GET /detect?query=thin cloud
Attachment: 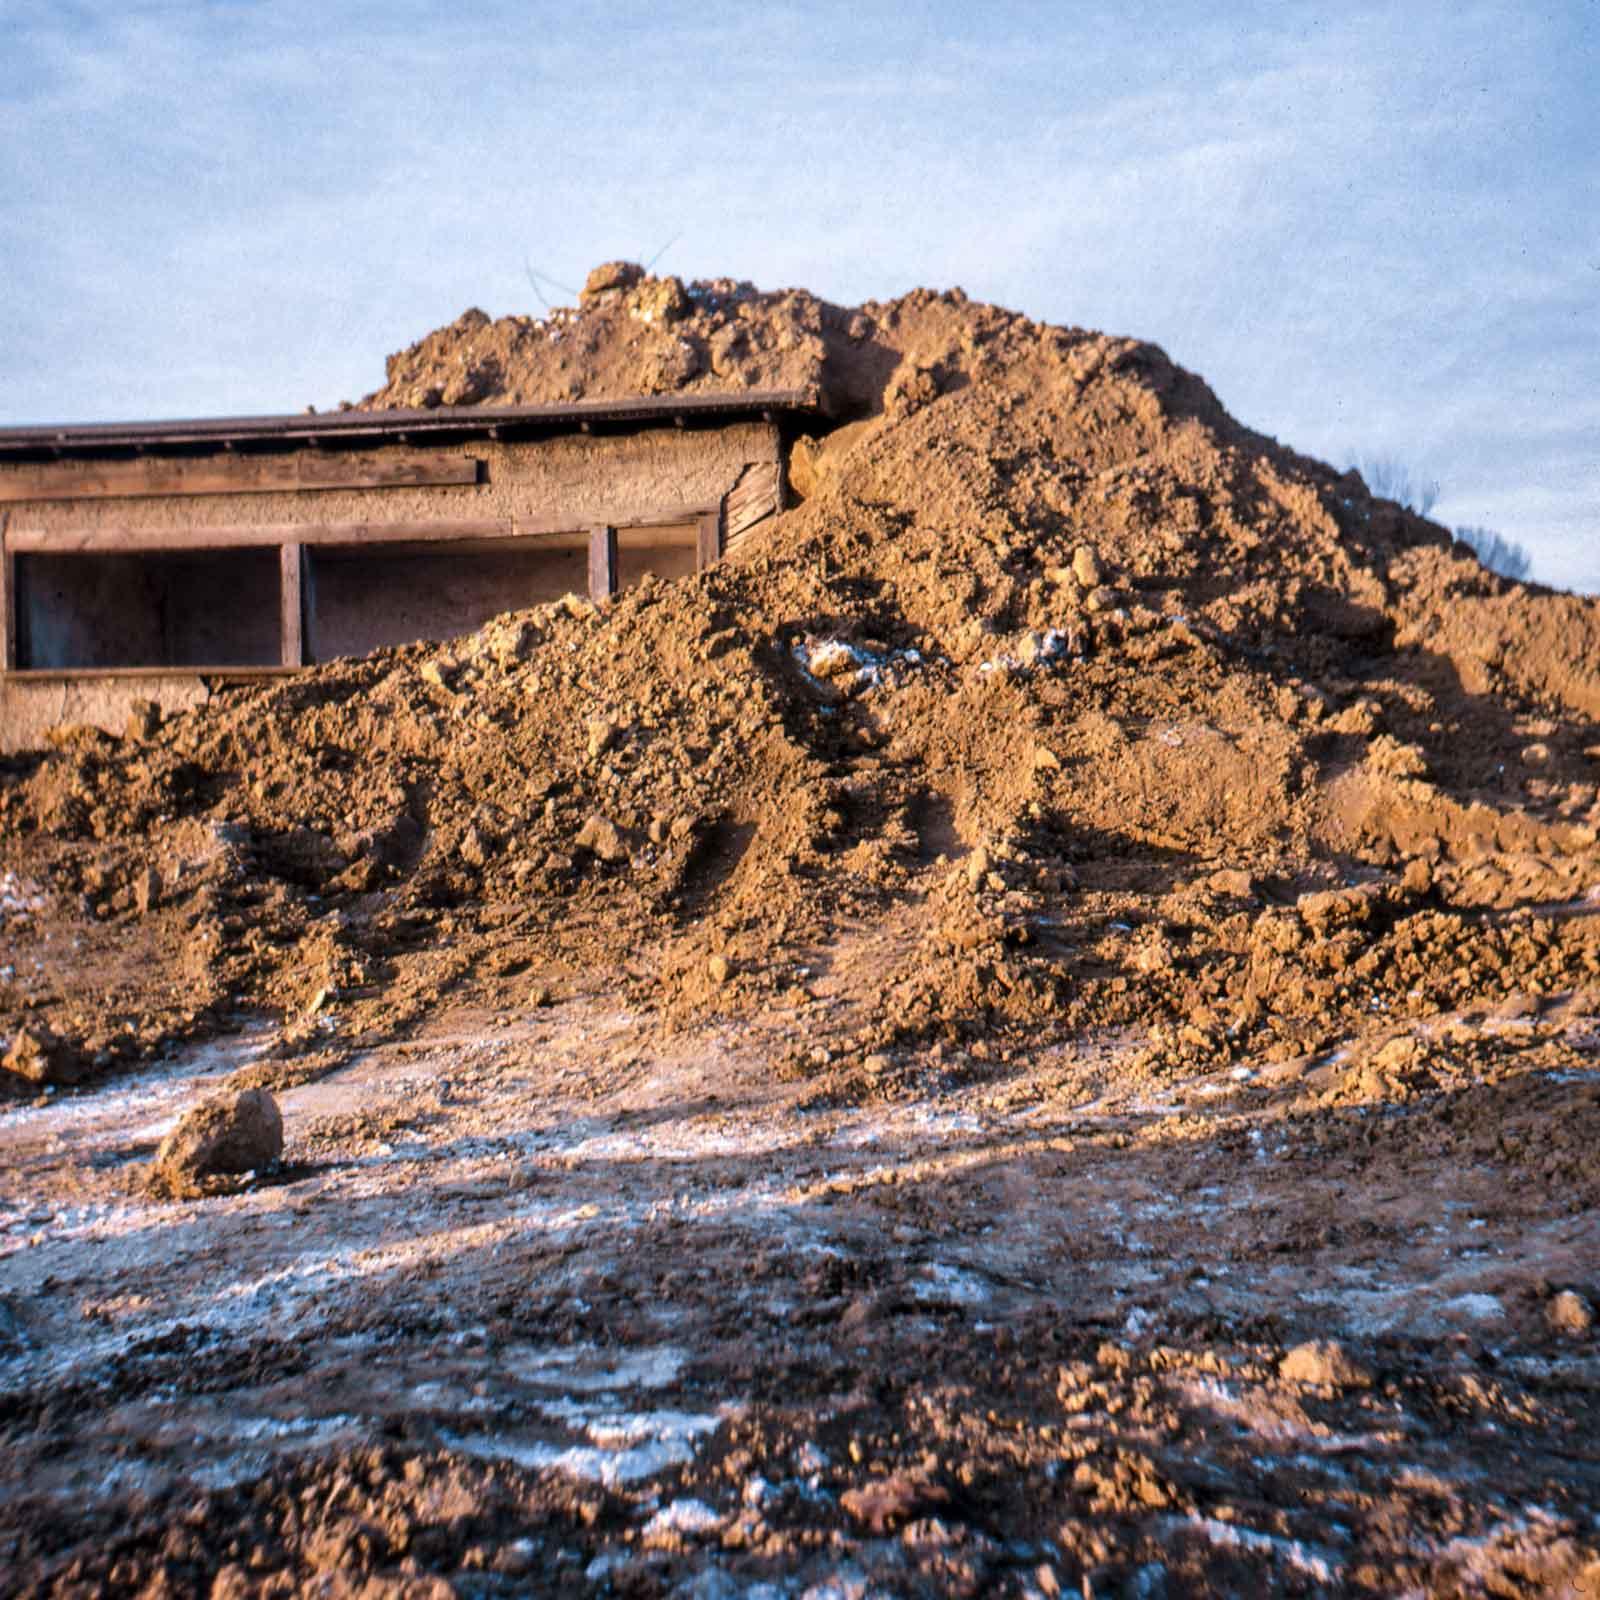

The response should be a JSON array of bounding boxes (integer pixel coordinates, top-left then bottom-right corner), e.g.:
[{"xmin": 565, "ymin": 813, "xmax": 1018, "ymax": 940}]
[{"xmin": 1, "ymin": 1, "xmax": 1593, "ymax": 588}]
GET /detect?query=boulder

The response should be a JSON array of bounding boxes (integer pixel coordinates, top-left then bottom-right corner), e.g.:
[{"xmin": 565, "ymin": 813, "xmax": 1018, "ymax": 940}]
[
  {"xmin": 581, "ymin": 261, "xmax": 644, "ymax": 300},
  {"xmin": 151, "ymin": 1089, "xmax": 283, "ymax": 1195}
]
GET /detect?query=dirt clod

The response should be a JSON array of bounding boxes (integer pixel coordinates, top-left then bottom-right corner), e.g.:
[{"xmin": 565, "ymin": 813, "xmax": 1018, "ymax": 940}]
[
  {"xmin": 149, "ymin": 1088, "xmax": 284, "ymax": 1197},
  {"xmin": 2, "ymin": 1024, "xmax": 88, "ymax": 1089}
]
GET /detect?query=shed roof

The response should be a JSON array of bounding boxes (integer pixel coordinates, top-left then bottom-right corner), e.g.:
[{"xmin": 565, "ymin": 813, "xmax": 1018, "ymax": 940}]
[{"xmin": 0, "ymin": 390, "xmax": 820, "ymax": 461}]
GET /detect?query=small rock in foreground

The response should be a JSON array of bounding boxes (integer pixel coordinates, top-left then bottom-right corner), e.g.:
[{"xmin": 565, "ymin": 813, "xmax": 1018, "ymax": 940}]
[
  {"xmin": 149, "ymin": 1089, "xmax": 284, "ymax": 1198},
  {"xmin": 575, "ymin": 813, "xmax": 628, "ymax": 864}
]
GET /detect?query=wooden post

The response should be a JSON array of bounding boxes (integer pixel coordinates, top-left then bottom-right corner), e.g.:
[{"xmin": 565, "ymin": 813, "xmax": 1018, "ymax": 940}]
[
  {"xmin": 0, "ymin": 513, "xmax": 14, "ymax": 671},
  {"xmin": 697, "ymin": 508, "xmax": 723, "ymax": 570},
  {"xmin": 587, "ymin": 524, "xmax": 617, "ymax": 602},
  {"xmin": 280, "ymin": 542, "xmax": 304, "ymax": 667}
]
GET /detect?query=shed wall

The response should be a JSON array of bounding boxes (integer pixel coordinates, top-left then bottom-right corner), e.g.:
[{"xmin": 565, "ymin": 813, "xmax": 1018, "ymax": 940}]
[
  {"xmin": 0, "ymin": 423, "xmax": 777, "ymax": 539},
  {"xmin": 0, "ymin": 420, "xmax": 782, "ymax": 752}
]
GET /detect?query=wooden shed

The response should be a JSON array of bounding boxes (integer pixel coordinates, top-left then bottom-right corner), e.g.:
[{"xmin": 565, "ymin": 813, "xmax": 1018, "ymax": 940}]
[{"xmin": 0, "ymin": 390, "xmax": 812, "ymax": 751}]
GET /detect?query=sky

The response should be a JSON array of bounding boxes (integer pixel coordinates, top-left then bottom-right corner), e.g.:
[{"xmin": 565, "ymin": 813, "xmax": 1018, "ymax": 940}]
[{"xmin": 2, "ymin": 0, "xmax": 1595, "ymax": 590}]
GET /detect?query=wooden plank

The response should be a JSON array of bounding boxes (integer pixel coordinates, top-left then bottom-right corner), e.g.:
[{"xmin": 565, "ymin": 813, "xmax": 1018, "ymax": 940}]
[
  {"xmin": 0, "ymin": 513, "xmax": 14, "ymax": 671},
  {"xmin": 697, "ymin": 510, "xmax": 723, "ymax": 569},
  {"xmin": 0, "ymin": 453, "xmax": 482, "ymax": 505},
  {"xmin": 280, "ymin": 543, "xmax": 304, "ymax": 667},
  {"xmin": 725, "ymin": 461, "xmax": 781, "ymax": 540},
  {"xmin": 6, "ymin": 505, "xmax": 722, "ymax": 555},
  {"xmin": 588, "ymin": 525, "xmax": 618, "ymax": 602}
]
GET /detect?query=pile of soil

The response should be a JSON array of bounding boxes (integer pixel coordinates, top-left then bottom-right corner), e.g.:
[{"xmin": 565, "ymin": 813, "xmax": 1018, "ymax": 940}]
[
  {"xmin": 4, "ymin": 263, "xmax": 1600, "ymax": 1589},
  {"xmin": 3, "ymin": 264, "xmax": 1597, "ymax": 1105}
]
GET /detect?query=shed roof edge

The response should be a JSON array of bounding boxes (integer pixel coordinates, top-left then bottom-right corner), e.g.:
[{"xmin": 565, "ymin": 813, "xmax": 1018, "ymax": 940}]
[{"xmin": 0, "ymin": 390, "xmax": 821, "ymax": 458}]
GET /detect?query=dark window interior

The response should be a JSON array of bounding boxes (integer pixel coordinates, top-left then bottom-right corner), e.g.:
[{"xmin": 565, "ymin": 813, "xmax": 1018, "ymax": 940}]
[{"xmin": 15, "ymin": 549, "xmax": 280, "ymax": 670}]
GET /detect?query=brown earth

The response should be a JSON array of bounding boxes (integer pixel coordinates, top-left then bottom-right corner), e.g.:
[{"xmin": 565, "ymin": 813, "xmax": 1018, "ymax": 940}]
[{"xmin": 1, "ymin": 267, "xmax": 1598, "ymax": 1594}]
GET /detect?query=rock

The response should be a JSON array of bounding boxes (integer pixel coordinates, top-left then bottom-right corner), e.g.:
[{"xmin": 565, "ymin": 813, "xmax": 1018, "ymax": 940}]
[
  {"xmin": 458, "ymin": 825, "xmax": 494, "ymax": 870},
  {"xmin": 808, "ymin": 641, "xmax": 858, "ymax": 680},
  {"xmin": 581, "ymin": 260, "xmax": 644, "ymax": 299},
  {"xmin": 1032, "ymin": 744, "xmax": 1062, "ymax": 772},
  {"xmin": 1548, "ymin": 1289, "xmax": 1594, "ymax": 1336},
  {"xmin": 1296, "ymin": 885, "xmax": 1377, "ymax": 935},
  {"xmin": 1085, "ymin": 585, "xmax": 1119, "ymax": 613},
  {"xmin": 575, "ymin": 814, "xmax": 627, "ymax": 864},
  {"xmin": 152, "ymin": 1089, "xmax": 283, "ymax": 1194},
  {"xmin": 1521, "ymin": 742, "xmax": 1552, "ymax": 767},
  {"xmin": 1072, "ymin": 543, "xmax": 1102, "ymax": 588},
  {"xmin": 1279, "ymin": 1339, "xmax": 1372, "ymax": 1389},
  {"xmin": 966, "ymin": 846, "xmax": 991, "ymax": 890},
  {"xmin": 628, "ymin": 274, "xmax": 689, "ymax": 324},
  {"xmin": 707, "ymin": 954, "xmax": 732, "ymax": 985},
  {"xmin": 419, "ymin": 659, "xmax": 455, "ymax": 692},
  {"xmin": 488, "ymin": 620, "xmax": 539, "ymax": 668},
  {"xmin": 787, "ymin": 435, "xmax": 827, "ymax": 501},
  {"xmin": 1208, "ymin": 868, "xmax": 1256, "ymax": 899},
  {"xmin": 134, "ymin": 865, "xmax": 162, "ymax": 917},
  {"xmin": 3, "ymin": 1025, "xmax": 90, "ymax": 1087},
  {"xmin": 586, "ymin": 717, "xmax": 619, "ymax": 758}
]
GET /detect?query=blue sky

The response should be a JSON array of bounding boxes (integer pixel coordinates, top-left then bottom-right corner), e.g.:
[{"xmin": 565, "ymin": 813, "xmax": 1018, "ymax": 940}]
[{"xmin": 3, "ymin": 1, "xmax": 1595, "ymax": 589}]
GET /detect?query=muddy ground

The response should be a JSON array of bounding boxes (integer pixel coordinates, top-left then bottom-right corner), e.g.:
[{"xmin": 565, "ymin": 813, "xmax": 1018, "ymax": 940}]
[
  {"xmin": 2, "ymin": 935, "xmax": 1599, "ymax": 1596},
  {"xmin": 3, "ymin": 268, "xmax": 1600, "ymax": 1593}
]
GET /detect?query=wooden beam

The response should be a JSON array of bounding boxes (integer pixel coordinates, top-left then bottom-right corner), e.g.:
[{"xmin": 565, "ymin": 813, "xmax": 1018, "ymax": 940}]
[
  {"xmin": 697, "ymin": 509, "xmax": 723, "ymax": 569},
  {"xmin": 0, "ymin": 452, "xmax": 482, "ymax": 505},
  {"xmin": 6, "ymin": 517, "xmax": 512, "ymax": 553},
  {"xmin": 0, "ymin": 514, "xmax": 14, "ymax": 671},
  {"xmin": 6, "ymin": 505, "xmax": 720, "ymax": 555},
  {"xmin": 280, "ymin": 543, "xmax": 304, "ymax": 667},
  {"xmin": 588, "ymin": 525, "xmax": 617, "ymax": 602},
  {"xmin": 4, "ymin": 665, "xmax": 300, "ymax": 682}
]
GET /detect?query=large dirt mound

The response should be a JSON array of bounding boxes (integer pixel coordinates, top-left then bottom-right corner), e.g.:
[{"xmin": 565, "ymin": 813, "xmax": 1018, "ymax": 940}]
[{"xmin": 4, "ymin": 266, "xmax": 1599, "ymax": 1101}]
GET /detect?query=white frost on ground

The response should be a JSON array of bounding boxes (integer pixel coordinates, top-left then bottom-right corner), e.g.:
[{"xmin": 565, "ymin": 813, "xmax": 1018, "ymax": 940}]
[
  {"xmin": 913, "ymin": 1262, "xmax": 992, "ymax": 1306},
  {"xmin": 641, "ymin": 1498, "xmax": 725, "ymax": 1538},
  {"xmin": 444, "ymin": 1399, "xmax": 730, "ymax": 1487},
  {"xmin": 1175, "ymin": 1514, "xmax": 1343, "ymax": 1585},
  {"xmin": 502, "ymin": 1342, "xmax": 687, "ymax": 1393}
]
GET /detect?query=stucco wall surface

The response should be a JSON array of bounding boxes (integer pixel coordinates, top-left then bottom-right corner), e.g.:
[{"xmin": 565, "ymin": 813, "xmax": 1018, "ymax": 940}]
[
  {"xmin": 1, "ymin": 674, "xmax": 212, "ymax": 754},
  {"xmin": 0, "ymin": 422, "xmax": 778, "ymax": 538}
]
